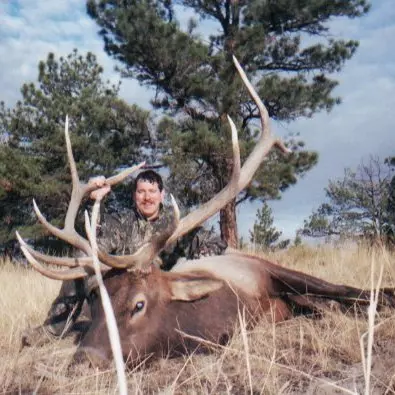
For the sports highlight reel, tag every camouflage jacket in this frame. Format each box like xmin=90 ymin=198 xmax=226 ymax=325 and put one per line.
xmin=96 ymin=205 xmax=227 ymax=270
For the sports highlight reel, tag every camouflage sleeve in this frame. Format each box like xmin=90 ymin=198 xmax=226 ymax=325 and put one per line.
xmin=96 ymin=207 xmax=174 ymax=257
xmin=96 ymin=210 xmax=140 ymax=254
xmin=96 ymin=213 xmax=123 ymax=254
xmin=176 ymin=226 xmax=228 ymax=260
xmin=94 ymin=204 xmax=226 ymax=267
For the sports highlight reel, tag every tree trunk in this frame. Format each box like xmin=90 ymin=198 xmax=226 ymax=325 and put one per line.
xmin=220 ymin=198 xmax=238 ymax=248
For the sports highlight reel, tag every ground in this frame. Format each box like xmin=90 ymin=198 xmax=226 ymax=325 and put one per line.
xmin=1 ymin=244 xmax=394 ymax=394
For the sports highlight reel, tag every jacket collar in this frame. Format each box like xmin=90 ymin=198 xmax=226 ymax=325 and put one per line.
xmin=133 ymin=203 xmax=164 ymax=222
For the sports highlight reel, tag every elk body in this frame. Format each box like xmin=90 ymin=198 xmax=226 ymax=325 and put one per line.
xmin=72 ymin=252 xmax=395 ymax=368
xmin=17 ymin=57 xmax=395 ymax=370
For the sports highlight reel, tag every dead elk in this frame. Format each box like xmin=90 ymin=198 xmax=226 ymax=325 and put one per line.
xmin=70 ymin=253 xmax=394 ymax=369
xmin=17 ymin=57 xmax=395 ymax=369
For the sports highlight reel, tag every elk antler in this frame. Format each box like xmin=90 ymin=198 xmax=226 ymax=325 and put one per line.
xmin=16 ymin=116 xmax=175 ymax=279
xmin=164 ymin=56 xmax=291 ymax=246
xmin=18 ymin=56 xmax=289 ymax=279
xmin=17 ymin=112 xmax=240 ymax=278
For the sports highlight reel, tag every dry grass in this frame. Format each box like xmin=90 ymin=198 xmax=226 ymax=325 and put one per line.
xmin=1 ymin=244 xmax=395 ymax=394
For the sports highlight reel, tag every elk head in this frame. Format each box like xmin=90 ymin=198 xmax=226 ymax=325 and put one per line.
xmin=72 ymin=266 xmax=242 ymax=368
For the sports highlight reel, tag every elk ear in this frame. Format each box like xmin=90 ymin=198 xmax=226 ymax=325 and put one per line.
xmin=169 ymin=275 xmax=224 ymax=302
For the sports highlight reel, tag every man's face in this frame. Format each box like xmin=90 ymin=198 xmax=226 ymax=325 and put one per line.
xmin=134 ymin=180 xmax=164 ymax=220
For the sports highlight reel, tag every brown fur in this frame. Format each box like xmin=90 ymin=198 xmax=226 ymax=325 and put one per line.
xmin=73 ymin=253 xmax=395 ymax=369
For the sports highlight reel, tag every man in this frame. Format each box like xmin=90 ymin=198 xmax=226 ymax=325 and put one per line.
xmin=22 ymin=170 xmax=227 ymax=346
xmin=92 ymin=169 xmax=227 ymax=267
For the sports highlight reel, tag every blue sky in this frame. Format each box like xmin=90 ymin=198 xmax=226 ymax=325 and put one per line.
xmin=0 ymin=1 xmax=394 ymax=242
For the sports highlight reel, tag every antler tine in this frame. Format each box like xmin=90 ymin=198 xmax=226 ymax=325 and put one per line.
xmin=18 ymin=115 xmax=146 ymax=278
xmin=21 ymin=245 xmax=90 ymax=280
xmin=27 ymin=116 xmax=92 ymax=257
xmin=33 ymin=199 xmax=91 ymax=254
xmin=105 ymin=163 xmax=146 ymax=186
xmin=232 ymin=55 xmax=292 ymax=156
xmin=163 ymin=56 xmax=291 ymax=246
xmin=165 ymin=117 xmax=241 ymax=245
xmin=16 ymin=231 xmax=91 ymax=268
xmin=63 ymin=116 xmax=145 ymax=243
xmin=231 ymin=56 xmax=291 ymax=192
xmin=16 ymin=232 xmax=91 ymax=280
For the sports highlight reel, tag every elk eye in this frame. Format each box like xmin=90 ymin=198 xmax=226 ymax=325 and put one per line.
xmin=131 ymin=301 xmax=145 ymax=316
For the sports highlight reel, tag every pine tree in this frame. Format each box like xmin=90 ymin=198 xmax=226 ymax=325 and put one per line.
xmin=87 ymin=0 xmax=370 ymax=246
xmin=249 ymin=202 xmax=289 ymax=250
xmin=302 ymin=156 xmax=395 ymax=244
xmin=0 ymin=50 xmax=150 ymax=245
xmin=293 ymin=233 xmax=302 ymax=247
xmin=384 ymin=156 xmax=395 ymax=243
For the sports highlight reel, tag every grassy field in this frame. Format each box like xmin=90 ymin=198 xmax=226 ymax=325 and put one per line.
xmin=1 ymin=244 xmax=395 ymax=394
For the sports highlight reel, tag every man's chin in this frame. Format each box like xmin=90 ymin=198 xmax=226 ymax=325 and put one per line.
xmin=140 ymin=207 xmax=159 ymax=219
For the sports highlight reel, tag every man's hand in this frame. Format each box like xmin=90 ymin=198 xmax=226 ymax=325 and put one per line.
xmin=88 ymin=176 xmax=112 ymax=201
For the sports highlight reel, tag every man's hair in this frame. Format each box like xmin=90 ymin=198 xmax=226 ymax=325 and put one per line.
xmin=133 ymin=169 xmax=164 ymax=192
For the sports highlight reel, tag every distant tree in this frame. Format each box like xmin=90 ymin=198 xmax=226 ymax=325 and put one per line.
xmin=301 ymin=156 xmax=395 ymax=244
xmin=238 ymin=236 xmax=247 ymax=250
xmin=0 ymin=50 xmax=150 ymax=245
xmin=86 ymin=0 xmax=369 ymax=246
xmin=384 ymin=156 xmax=395 ymax=241
xmin=293 ymin=232 xmax=303 ymax=247
xmin=249 ymin=202 xmax=290 ymax=250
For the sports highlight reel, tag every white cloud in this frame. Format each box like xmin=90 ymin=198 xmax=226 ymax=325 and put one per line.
xmin=0 ymin=0 xmax=150 ymax=107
